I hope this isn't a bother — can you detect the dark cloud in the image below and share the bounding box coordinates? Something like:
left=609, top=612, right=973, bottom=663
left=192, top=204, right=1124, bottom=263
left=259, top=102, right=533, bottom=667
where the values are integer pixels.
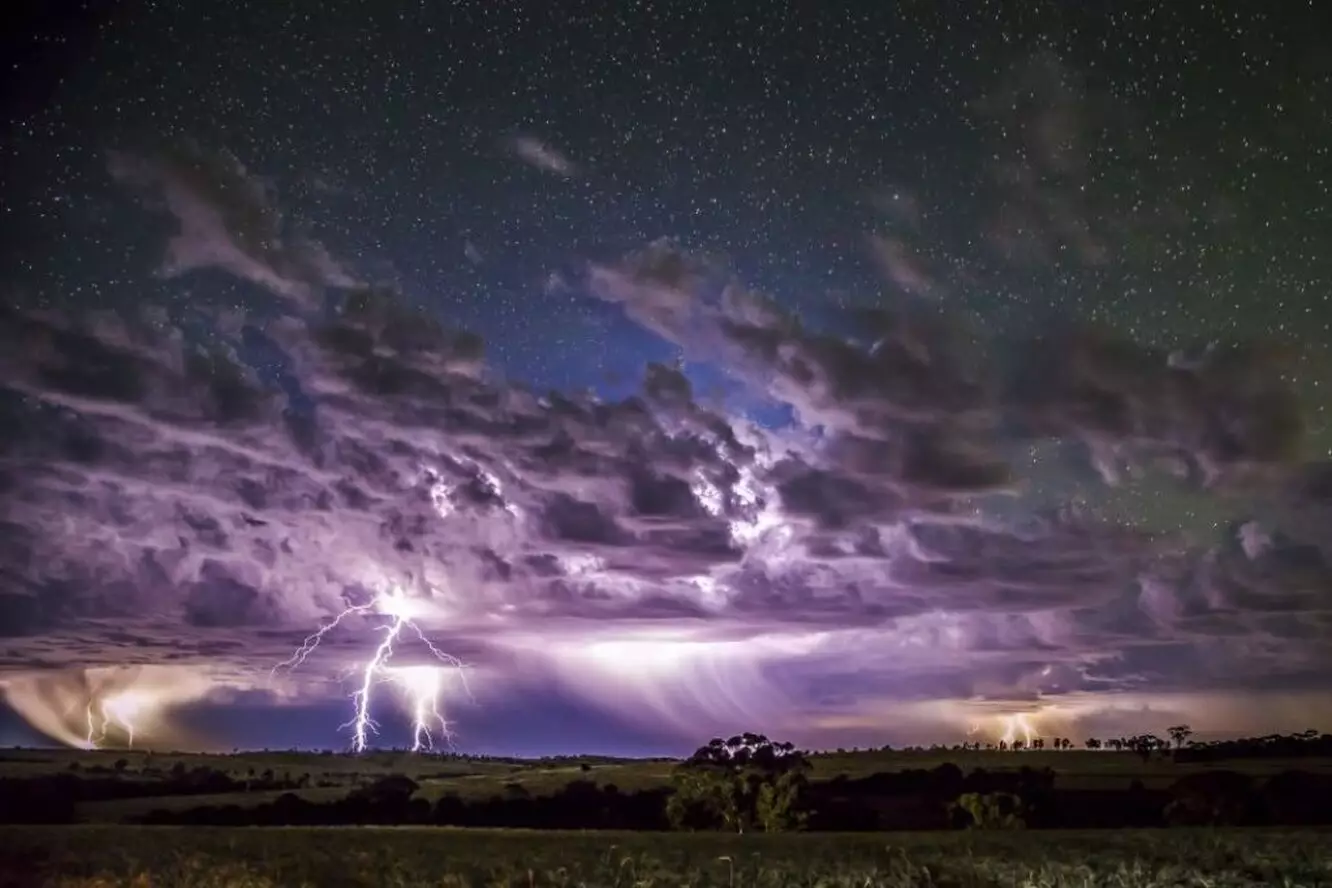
left=106, top=140, right=358, bottom=306
left=181, top=560, right=284, bottom=628
left=1, top=140, right=1329, bottom=750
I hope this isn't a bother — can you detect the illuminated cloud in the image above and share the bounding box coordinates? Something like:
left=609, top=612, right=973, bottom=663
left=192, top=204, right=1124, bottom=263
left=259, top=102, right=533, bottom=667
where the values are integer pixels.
left=509, top=136, right=580, bottom=178
left=1, top=666, right=226, bottom=750
left=0, top=131, right=1328, bottom=752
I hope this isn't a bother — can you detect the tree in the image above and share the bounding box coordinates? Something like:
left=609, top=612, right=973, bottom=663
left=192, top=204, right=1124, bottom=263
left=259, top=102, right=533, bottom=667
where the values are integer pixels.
left=1127, top=734, right=1160, bottom=762
left=1167, top=724, right=1194, bottom=749
left=1084, top=738, right=1101, bottom=750
left=350, top=774, right=419, bottom=806
left=666, top=733, right=810, bottom=833
left=952, top=792, right=1027, bottom=830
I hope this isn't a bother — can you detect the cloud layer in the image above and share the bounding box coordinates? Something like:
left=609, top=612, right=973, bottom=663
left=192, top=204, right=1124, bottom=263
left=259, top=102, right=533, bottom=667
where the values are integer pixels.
left=1, top=138, right=1330, bottom=752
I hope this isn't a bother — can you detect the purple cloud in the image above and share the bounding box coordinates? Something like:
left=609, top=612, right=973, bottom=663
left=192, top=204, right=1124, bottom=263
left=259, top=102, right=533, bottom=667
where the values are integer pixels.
left=0, top=138, right=1329, bottom=753
left=107, top=140, right=358, bottom=308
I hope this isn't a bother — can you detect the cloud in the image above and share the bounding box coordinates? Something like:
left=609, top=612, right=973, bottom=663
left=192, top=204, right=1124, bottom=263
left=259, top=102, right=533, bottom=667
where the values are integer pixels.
left=107, top=139, right=358, bottom=307
left=1, top=139, right=1330, bottom=751
left=509, top=136, right=580, bottom=178
left=1, top=665, right=229, bottom=750
left=588, top=239, right=1305, bottom=490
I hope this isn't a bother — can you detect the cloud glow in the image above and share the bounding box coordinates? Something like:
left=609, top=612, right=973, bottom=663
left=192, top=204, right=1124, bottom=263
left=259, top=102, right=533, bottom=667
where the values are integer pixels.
left=0, top=119, right=1328, bottom=753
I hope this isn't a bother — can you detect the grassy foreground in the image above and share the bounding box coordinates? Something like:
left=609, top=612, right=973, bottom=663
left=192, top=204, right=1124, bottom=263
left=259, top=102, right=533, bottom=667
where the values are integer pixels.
left=2, top=826, right=1331, bottom=888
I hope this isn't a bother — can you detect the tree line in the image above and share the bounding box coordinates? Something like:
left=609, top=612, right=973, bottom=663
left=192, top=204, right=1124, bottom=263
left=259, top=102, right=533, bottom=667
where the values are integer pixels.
left=5, top=728, right=1332, bottom=830
left=838, top=726, right=1332, bottom=761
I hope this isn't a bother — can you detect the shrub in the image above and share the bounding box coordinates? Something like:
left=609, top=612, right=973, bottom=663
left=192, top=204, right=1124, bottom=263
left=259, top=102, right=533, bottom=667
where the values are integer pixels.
left=951, top=792, right=1027, bottom=829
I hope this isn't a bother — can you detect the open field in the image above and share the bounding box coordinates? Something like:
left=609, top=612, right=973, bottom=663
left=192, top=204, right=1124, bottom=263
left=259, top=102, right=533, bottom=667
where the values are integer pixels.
left=14, top=744, right=1332, bottom=785
left=0, top=747, right=601, bottom=781
left=2, top=825, right=1330, bottom=887
left=7, top=745, right=1332, bottom=824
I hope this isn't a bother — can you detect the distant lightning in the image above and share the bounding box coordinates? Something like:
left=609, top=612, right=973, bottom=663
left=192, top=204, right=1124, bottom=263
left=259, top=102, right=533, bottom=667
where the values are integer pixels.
left=272, top=587, right=470, bottom=752
left=84, top=691, right=147, bottom=749
left=424, top=460, right=523, bottom=522
left=680, top=438, right=794, bottom=610
left=690, top=439, right=791, bottom=553
left=999, top=713, right=1038, bottom=745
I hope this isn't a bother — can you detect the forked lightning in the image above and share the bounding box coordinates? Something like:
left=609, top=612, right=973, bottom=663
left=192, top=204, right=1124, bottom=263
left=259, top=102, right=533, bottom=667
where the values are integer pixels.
left=272, top=588, right=468, bottom=752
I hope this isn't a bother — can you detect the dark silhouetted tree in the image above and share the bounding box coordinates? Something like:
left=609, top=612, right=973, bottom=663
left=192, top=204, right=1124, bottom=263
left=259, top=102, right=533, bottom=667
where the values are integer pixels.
left=1167, top=724, right=1194, bottom=749
left=1127, top=734, right=1160, bottom=762
left=667, top=734, right=810, bottom=833
left=350, top=774, right=419, bottom=806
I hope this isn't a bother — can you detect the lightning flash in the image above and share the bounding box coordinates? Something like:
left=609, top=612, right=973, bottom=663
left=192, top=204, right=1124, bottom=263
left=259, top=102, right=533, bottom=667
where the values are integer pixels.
left=85, top=691, right=148, bottom=749
left=272, top=588, right=469, bottom=752
left=999, top=713, right=1038, bottom=746
left=384, top=666, right=452, bottom=752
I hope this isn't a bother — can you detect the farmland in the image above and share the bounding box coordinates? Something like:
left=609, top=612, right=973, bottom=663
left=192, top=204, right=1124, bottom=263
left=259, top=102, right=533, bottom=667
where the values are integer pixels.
left=2, top=824, right=1331, bottom=887
left=4, top=745, right=1331, bottom=824
left=4, top=744, right=1332, bottom=885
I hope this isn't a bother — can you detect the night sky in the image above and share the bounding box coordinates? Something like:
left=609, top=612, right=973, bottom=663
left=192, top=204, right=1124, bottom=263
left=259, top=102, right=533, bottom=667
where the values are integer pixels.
left=1, top=0, right=1330, bottom=755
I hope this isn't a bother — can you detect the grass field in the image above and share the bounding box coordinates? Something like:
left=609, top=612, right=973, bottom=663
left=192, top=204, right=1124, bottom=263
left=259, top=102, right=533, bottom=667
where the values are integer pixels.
left=8, top=745, right=1332, bottom=825
left=2, top=825, right=1330, bottom=887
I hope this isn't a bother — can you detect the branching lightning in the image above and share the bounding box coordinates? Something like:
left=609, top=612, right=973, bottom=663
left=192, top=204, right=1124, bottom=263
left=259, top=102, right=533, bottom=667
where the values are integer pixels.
left=270, top=603, right=375, bottom=674
left=272, top=588, right=470, bottom=752
left=386, top=666, right=453, bottom=752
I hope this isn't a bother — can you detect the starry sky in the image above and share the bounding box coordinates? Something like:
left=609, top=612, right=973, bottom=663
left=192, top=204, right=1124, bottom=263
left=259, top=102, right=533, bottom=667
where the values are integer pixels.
left=1, top=0, right=1330, bottom=755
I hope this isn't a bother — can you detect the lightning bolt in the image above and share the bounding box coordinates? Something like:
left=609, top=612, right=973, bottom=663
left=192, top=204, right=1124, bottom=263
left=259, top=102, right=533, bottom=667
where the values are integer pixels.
left=84, top=692, right=141, bottom=749
left=85, top=701, right=109, bottom=748
left=386, top=665, right=454, bottom=752
left=270, top=603, right=375, bottom=676
left=341, top=607, right=405, bottom=752
left=999, top=713, right=1037, bottom=746
left=272, top=588, right=469, bottom=752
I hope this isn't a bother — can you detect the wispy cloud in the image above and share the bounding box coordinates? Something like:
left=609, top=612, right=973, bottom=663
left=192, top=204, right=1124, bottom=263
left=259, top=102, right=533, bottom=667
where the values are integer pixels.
left=509, top=135, right=580, bottom=178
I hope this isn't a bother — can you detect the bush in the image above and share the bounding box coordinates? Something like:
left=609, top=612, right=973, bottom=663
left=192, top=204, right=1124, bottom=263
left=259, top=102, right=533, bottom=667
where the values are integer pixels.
left=952, top=792, right=1027, bottom=830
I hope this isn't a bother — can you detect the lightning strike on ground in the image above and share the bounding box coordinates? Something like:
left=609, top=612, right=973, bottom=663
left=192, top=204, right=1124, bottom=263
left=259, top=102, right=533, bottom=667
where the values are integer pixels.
left=272, top=588, right=470, bottom=752
left=999, top=713, right=1038, bottom=746
left=84, top=691, right=147, bottom=749
left=386, top=666, right=458, bottom=751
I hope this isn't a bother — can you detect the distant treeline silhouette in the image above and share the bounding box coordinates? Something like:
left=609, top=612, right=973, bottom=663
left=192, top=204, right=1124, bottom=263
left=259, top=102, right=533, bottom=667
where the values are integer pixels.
left=0, top=761, right=303, bottom=824
left=1171, top=730, right=1332, bottom=763
left=823, top=728, right=1332, bottom=762
left=4, top=728, right=1331, bottom=830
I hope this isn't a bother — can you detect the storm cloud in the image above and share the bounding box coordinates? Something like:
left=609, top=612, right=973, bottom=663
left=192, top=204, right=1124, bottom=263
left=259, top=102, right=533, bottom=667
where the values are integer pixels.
left=1, top=138, right=1330, bottom=752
